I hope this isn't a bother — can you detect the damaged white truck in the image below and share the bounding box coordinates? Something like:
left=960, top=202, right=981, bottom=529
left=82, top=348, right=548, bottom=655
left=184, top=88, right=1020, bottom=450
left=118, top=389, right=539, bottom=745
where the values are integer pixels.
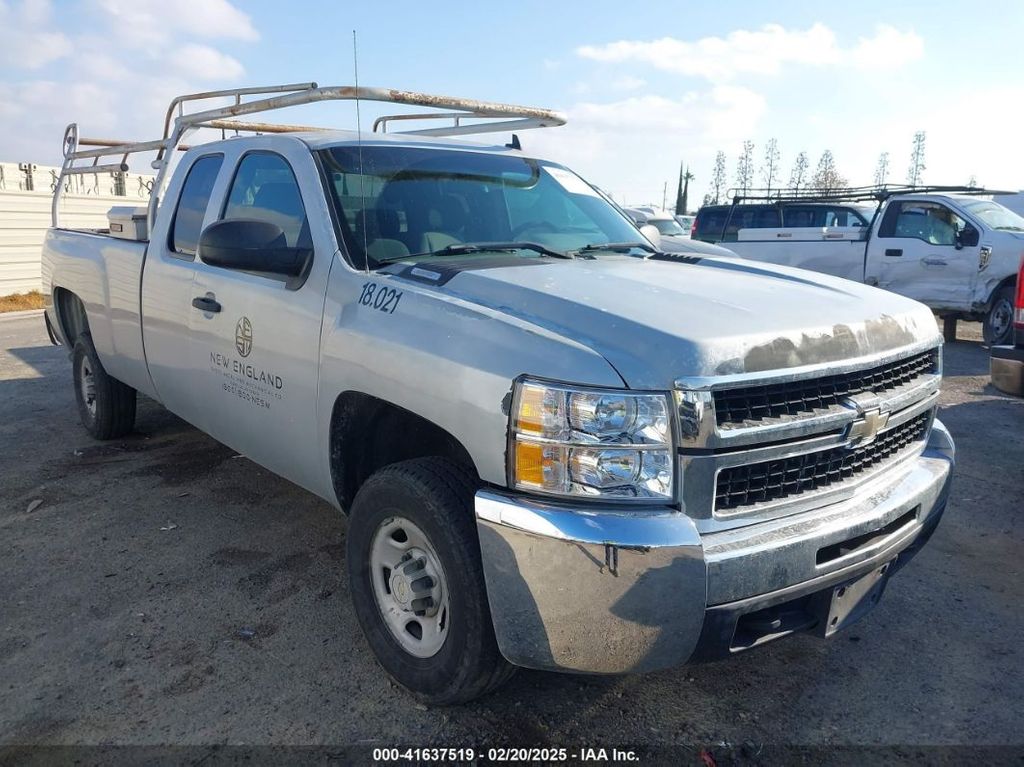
left=42, top=83, right=955, bottom=704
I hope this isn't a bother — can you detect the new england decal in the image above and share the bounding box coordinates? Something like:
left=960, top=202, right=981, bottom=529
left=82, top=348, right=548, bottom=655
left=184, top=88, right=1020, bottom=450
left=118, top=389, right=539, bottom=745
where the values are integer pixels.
left=209, top=316, right=285, bottom=410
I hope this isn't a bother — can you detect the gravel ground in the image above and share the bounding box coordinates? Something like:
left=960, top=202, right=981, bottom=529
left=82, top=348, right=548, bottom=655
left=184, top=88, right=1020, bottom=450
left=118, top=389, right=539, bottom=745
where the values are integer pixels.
left=0, top=314, right=1021, bottom=757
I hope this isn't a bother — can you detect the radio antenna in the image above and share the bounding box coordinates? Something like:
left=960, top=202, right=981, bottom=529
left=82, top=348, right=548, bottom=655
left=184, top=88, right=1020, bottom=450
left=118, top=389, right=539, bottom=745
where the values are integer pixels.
left=353, top=30, right=369, bottom=275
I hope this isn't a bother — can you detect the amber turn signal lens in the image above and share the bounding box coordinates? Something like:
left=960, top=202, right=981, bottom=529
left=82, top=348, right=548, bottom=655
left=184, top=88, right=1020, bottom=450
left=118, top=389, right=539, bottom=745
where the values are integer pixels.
left=514, top=440, right=545, bottom=485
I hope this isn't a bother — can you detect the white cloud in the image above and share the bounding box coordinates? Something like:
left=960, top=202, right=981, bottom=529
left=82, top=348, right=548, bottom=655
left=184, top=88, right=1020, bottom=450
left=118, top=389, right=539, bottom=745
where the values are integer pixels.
left=609, top=75, right=647, bottom=91
left=576, top=23, right=923, bottom=82
left=0, top=0, right=256, bottom=166
left=173, top=44, right=245, bottom=81
left=816, top=87, right=1024, bottom=191
left=848, top=24, right=925, bottom=71
left=525, top=85, right=767, bottom=205
left=95, top=0, right=259, bottom=47
left=0, top=0, right=72, bottom=70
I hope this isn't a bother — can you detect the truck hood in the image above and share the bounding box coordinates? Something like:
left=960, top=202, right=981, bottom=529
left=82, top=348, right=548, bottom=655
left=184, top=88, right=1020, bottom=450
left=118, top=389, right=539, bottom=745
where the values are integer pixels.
left=410, top=255, right=940, bottom=390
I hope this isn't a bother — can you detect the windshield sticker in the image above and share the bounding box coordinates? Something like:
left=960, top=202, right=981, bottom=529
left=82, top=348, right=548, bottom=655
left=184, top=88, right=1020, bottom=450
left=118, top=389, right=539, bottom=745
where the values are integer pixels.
left=545, top=167, right=599, bottom=198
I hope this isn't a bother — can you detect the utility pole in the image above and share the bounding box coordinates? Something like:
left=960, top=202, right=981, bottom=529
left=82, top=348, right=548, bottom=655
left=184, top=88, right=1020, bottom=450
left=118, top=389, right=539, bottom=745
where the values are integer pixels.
left=662, top=181, right=668, bottom=212
left=681, top=166, right=693, bottom=214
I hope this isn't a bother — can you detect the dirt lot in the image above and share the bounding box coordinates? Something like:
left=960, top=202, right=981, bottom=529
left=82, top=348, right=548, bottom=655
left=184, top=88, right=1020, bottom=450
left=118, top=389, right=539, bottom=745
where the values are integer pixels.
left=1, top=313, right=1022, bottom=754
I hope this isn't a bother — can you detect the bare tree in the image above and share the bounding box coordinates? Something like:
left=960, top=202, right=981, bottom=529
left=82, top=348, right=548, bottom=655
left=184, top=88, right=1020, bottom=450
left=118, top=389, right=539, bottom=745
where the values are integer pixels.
left=789, top=151, right=809, bottom=191
left=760, top=138, right=781, bottom=194
left=907, top=131, right=926, bottom=186
left=874, top=152, right=890, bottom=187
left=811, top=150, right=848, bottom=192
left=709, top=151, right=727, bottom=204
left=735, top=140, right=755, bottom=195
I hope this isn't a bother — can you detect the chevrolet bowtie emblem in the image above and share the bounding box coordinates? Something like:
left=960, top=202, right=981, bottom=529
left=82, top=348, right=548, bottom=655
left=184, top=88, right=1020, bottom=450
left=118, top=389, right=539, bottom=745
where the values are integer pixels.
left=847, top=407, right=889, bottom=447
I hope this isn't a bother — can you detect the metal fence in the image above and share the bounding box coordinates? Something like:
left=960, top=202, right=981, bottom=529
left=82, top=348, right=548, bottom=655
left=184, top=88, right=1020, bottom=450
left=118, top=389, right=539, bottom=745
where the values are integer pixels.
left=0, top=161, right=154, bottom=296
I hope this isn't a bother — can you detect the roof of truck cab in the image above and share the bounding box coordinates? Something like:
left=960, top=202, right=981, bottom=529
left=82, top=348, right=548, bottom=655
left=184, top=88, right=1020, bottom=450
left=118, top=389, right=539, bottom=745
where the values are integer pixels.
left=294, top=129, right=540, bottom=156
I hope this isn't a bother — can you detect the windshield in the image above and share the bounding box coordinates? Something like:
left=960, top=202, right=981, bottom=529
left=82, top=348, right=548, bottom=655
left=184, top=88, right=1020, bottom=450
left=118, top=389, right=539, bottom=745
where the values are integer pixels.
left=961, top=199, right=1024, bottom=231
left=319, top=146, right=644, bottom=267
left=650, top=218, right=686, bottom=236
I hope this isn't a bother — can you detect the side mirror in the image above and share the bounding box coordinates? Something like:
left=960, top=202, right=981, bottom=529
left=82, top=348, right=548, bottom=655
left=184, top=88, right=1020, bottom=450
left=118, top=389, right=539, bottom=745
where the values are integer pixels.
left=640, top=224, right=662, bottom=248
left=198, top=219, right=311, bottom=277
left=956, top=224, right=979, bottom=250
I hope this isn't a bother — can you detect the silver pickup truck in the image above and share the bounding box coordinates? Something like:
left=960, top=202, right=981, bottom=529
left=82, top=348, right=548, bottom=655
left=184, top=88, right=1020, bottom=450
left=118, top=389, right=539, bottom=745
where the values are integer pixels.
left=42, top=84, right=955, bottom=704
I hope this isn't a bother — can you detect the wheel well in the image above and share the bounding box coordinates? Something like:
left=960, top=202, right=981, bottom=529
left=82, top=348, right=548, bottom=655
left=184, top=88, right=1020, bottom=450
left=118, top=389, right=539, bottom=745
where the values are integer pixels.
left=53, top=288, right=89, bottom=345
left=990, top=275, right=1017, bottom=306
left=329, top=392, right=477, bottom=512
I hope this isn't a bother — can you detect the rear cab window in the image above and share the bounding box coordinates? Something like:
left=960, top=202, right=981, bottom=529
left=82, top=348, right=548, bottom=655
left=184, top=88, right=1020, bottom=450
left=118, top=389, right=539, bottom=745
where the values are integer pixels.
left=169, top=154, right=223, bottom=257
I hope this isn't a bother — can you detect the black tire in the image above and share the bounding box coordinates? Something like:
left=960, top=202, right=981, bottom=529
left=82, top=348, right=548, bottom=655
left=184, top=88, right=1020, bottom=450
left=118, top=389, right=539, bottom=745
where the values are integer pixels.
left=72, top=333, right=136, bottom=440
left=983, top=286, right=1015, bottom=346
left=942, top=315, right=957, bottom=343
left=346, top=457, right=514, bottom=705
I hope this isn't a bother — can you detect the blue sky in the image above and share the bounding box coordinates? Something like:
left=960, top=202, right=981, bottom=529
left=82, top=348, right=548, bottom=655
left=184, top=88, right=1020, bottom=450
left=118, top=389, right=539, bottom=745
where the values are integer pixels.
left=2, top=0, right=1023, bottom=204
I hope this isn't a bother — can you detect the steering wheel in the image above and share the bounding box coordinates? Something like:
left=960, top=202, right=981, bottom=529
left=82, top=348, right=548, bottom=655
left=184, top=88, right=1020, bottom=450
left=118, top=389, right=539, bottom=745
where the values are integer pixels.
left=511, top=220, right=558, bottom=238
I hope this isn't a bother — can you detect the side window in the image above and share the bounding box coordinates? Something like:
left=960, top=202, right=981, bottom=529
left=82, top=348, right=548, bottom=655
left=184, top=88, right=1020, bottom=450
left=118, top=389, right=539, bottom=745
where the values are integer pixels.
left=783, top=206, right=815, bottom=227
left=222, top=153, right=311, bottom=249
left=883, top=201, right=965, bottom=246
left=170, top=155, right=223, bottom=257
left=725, top=206, right=780, bottom=239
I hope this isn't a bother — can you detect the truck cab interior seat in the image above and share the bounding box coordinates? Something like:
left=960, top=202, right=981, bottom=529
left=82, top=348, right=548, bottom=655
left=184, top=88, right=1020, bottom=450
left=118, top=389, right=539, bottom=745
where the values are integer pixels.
left=419, top=194, right=467, bottom=253
left=352, top=207, right=409, bottom=264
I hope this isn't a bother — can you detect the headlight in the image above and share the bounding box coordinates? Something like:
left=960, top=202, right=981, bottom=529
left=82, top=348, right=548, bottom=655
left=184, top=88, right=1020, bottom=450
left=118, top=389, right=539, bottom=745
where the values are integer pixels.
left=509, top=379, right=674, bottom=501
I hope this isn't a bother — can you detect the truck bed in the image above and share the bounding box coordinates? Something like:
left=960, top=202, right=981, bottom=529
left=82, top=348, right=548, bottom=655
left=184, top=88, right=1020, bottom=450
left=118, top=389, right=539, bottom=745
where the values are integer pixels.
left=42, top=228, right=156, bottom=399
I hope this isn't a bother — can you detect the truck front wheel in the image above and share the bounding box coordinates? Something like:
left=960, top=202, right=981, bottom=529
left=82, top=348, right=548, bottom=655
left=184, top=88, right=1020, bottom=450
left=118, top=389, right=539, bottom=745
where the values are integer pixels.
left=984, top=286, right=1015, bottom=346
left=345, top=457, right=514, bottom=705
left=72, top=334, right=136, bottom=440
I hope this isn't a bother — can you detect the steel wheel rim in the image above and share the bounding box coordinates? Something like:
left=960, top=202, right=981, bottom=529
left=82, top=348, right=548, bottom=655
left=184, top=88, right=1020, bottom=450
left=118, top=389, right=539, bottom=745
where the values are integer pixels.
left=78, top=356, right=97, bottom=418
left=990, top=298, right=1012, bottom=340
left=369, top=516, right=450, bottom=658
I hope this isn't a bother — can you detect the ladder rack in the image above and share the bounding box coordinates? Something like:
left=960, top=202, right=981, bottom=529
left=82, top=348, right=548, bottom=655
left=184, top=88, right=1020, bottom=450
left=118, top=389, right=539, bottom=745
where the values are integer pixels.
left=725, top=184, right=1012, bottom=206
left=53, top=82, right=567, bottom=229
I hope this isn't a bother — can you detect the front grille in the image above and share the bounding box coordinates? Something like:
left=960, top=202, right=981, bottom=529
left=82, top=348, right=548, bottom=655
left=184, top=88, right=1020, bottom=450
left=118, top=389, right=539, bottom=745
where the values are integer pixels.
left=715, top=411, right=931, bottom=512
left=715, top=350, right=937, bottom=427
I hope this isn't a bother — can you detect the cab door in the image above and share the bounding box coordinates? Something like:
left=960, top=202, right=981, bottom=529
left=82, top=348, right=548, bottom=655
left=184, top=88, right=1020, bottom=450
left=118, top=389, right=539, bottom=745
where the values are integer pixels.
left=141, top=152, right=225, bottom=419
left=869, top=199, right=979, bottom=310
left=188, top=139, right=337, bottom=495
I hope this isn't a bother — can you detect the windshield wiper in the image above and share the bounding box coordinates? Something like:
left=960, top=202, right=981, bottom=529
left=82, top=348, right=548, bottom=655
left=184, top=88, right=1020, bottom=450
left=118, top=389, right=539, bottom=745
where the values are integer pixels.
left=378, top=241, right=571, bottom=264
left=569, top=242, right=656, bottom=257
left=995, top=226, right=1024, bottom=231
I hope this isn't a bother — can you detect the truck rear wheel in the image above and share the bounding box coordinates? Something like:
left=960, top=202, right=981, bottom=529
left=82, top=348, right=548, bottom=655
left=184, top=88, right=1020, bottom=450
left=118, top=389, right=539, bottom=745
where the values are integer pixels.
left=72, top=334, right=136, bottom=440
left=983, top=286, right=1015, bottom=346
left=345, top=457, right=514, bottom=705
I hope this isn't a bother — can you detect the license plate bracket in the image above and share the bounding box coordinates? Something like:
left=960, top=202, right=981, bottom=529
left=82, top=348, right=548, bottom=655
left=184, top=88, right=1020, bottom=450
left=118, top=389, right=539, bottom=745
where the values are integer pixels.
left=812, top=559, right=894, bottom=638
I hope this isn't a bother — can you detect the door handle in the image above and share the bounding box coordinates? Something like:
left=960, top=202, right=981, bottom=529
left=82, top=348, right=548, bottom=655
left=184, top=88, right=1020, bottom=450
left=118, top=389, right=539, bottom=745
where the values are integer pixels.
left=191, top=295, right=222, bottom=313
left=921, top=257, right=947, bottom=266
left=884, top=248, right=903, bottom=257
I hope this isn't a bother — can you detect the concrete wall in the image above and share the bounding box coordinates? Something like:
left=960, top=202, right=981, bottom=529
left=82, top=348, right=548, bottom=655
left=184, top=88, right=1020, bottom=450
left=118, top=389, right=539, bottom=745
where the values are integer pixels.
left=0, top=161, right=154, bottom=296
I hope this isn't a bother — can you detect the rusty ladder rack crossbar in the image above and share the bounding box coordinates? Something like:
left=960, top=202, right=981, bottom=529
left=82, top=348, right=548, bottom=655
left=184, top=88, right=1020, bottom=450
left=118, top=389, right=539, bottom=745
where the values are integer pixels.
left=52, top=82, right=567, bottom=228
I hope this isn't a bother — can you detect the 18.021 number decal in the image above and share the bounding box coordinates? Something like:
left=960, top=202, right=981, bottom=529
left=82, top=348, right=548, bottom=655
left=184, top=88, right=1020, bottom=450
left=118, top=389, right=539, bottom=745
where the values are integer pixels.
left=358, top=282, right=402, bottom=314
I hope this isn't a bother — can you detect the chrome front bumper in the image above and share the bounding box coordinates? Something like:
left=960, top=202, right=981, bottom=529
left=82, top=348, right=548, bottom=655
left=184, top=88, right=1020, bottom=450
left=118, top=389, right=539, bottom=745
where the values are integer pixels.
left=475, top=419, right=955, bottom=674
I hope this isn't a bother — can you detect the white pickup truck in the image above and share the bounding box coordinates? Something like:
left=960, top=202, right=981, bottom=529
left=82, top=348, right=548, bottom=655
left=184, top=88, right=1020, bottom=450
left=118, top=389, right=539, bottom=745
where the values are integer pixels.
left=42, top=84, right=955, bottom=704
left=693, top=190, right=1024, bottom=345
